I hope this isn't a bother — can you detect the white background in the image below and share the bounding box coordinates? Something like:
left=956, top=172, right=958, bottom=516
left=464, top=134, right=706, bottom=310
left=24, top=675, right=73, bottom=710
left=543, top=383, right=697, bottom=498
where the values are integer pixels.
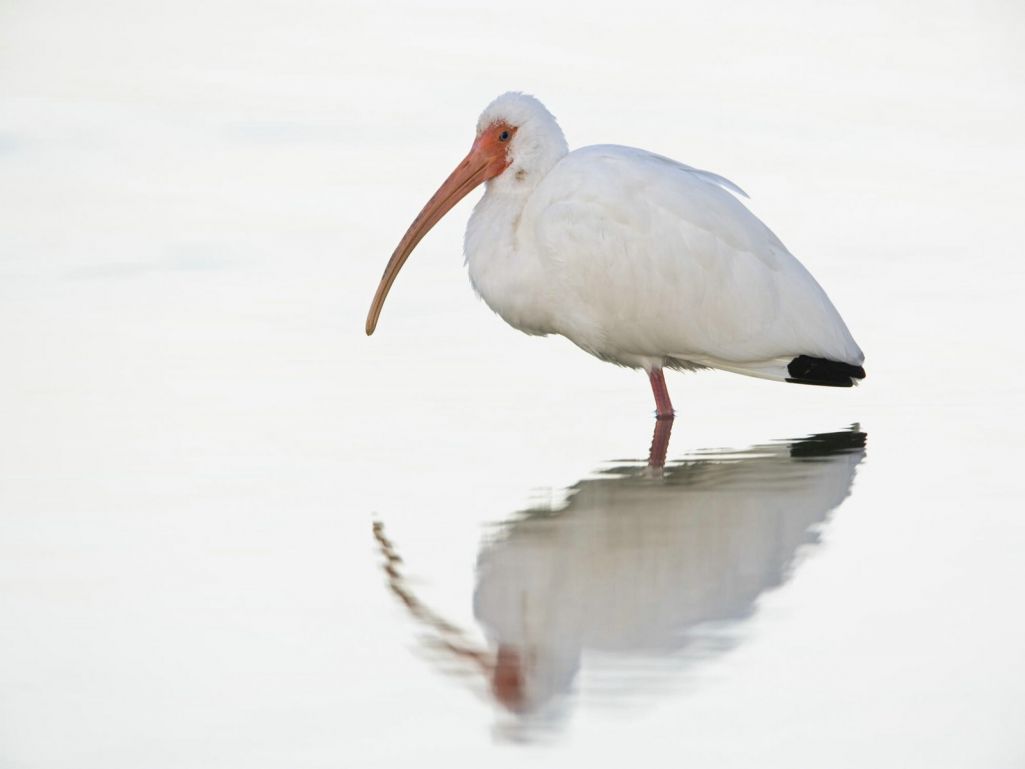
left=1, top=1, right=1024, bottom=767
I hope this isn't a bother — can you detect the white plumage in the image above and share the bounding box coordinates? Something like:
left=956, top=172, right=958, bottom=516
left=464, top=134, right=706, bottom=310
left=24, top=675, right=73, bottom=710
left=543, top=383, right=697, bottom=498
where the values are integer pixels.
left=367, top=92, right=866, bottom=415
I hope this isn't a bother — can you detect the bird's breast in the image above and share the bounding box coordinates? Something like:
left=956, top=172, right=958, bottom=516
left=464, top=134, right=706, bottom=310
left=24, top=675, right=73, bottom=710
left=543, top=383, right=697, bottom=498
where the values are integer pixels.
left=465, top=193, right=554, bottom=337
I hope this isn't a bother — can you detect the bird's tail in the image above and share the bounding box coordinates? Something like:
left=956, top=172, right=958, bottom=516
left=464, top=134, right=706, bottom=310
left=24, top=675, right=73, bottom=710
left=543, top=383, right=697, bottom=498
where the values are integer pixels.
left=682, top=355, right=866, bottom=387
left=785, top=355, right=866, bottom=387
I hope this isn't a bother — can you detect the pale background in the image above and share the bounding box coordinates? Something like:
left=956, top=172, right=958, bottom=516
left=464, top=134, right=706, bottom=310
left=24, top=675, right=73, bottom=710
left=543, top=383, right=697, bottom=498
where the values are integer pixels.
left=1, top=1, right=1024, bottom=767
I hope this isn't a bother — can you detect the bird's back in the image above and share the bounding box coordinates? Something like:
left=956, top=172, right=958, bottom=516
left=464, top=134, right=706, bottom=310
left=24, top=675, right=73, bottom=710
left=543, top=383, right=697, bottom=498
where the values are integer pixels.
left=520, top=145, right=864, bottom=378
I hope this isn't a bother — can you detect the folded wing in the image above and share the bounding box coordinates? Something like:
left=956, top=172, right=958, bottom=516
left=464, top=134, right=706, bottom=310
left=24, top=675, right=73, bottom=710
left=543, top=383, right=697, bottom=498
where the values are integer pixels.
left=523, top=145, right=864, bottom=375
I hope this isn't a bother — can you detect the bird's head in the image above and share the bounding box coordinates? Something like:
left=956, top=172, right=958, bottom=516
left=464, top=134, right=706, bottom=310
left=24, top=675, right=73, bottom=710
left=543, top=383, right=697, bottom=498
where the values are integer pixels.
left=474, top=92, right=569, bottom=193
left=365, top=92, right=567, bottom=335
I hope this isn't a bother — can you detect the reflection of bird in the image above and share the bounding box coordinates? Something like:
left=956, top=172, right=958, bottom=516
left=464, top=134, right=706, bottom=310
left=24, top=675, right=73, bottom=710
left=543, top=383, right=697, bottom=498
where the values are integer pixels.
left=373, top=426, right=866, bottom=729
left=366, top=93, right=866, bottom=417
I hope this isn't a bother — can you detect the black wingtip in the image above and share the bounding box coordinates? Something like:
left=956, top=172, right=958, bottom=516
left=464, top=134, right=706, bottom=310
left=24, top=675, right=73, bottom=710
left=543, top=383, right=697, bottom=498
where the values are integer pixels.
left=786, top=355, right=866, bottom=387
left=789, top=428, right=867, bottom=458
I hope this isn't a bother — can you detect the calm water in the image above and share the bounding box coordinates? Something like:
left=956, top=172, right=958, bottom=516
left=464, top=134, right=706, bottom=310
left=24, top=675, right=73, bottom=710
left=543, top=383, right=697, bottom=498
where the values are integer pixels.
left=2, top=1, right=1024, bottom=767
left=375, top=426, right=868, bottom=736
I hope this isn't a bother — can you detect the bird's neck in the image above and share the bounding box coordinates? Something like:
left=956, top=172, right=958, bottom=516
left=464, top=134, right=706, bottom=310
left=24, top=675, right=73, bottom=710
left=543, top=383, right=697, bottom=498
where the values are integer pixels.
left=464, top=179, right=553, bottom=337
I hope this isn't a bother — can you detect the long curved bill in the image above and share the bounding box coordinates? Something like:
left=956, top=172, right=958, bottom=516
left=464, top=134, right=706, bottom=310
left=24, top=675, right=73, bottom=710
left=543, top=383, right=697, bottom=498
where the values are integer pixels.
left=365, top=143, right=498, bottom=335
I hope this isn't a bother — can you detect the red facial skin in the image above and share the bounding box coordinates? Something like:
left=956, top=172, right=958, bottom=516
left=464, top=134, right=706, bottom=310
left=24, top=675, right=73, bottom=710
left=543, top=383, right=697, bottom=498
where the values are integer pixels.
left=491, top=644, right=526, bottom=711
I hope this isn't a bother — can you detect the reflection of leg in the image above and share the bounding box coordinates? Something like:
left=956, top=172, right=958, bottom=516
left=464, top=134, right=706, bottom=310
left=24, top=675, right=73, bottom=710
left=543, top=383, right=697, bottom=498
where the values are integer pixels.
left=647, top=416, right=674, bottom=470
left=648, top=368, right=675, bottom=420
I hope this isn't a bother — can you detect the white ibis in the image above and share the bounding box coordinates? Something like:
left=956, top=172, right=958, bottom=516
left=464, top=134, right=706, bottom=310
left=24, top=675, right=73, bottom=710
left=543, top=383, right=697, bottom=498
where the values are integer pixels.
left=366, top=93, right=865, bottom=418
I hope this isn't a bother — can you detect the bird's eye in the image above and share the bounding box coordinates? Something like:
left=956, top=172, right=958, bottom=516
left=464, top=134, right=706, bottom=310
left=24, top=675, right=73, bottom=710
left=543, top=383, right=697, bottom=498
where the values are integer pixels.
left=499, top=130, right=510, bottom=142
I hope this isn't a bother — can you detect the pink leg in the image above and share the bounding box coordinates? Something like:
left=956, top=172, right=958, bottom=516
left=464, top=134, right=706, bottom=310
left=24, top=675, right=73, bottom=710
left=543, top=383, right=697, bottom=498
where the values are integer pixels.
left=647, top=416, right=674, bottom=470
left=648, top=368, right=675, bottom=420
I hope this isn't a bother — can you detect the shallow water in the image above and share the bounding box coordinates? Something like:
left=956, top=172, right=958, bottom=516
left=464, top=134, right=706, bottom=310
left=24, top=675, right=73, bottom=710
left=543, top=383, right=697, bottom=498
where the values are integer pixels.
left=2, top=1, right=1025, bottom=767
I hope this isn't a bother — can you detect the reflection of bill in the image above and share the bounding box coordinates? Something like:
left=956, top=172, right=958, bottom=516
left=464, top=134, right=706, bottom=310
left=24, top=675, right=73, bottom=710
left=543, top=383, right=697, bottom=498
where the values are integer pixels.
left=374, top=427, right=866, bottom=731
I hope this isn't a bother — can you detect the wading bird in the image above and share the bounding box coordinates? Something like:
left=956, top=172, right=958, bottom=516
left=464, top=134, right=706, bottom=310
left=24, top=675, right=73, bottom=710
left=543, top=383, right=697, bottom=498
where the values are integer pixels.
left=366, top=93, right=865, bottom=418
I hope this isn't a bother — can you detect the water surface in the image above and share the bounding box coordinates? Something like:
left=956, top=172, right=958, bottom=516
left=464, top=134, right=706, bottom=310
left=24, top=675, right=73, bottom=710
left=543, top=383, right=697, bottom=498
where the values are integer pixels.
left=2, top=1, right=1024, bottom=767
